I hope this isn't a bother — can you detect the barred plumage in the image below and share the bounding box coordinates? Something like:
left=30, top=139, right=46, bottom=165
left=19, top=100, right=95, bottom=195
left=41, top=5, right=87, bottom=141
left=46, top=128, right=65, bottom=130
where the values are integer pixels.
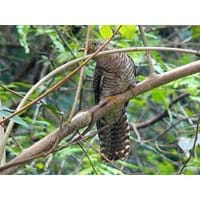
left=88, top=40, right=136, bottom=161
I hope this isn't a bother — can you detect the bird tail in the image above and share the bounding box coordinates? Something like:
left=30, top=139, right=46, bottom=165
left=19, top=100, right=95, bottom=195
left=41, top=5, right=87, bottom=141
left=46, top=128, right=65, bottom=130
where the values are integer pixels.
left=97, top=104, right=130, bottom=161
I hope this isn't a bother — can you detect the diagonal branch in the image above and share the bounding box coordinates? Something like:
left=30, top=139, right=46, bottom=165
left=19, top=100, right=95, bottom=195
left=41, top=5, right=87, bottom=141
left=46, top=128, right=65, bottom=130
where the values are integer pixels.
left=68, top=25, right=92, bottom=120
left=0, top=59, right=199, bottom=174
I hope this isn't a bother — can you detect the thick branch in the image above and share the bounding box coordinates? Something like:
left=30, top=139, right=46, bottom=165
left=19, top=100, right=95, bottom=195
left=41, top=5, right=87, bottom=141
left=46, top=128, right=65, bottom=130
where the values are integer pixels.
left=0, top=60, right=200, bottom=174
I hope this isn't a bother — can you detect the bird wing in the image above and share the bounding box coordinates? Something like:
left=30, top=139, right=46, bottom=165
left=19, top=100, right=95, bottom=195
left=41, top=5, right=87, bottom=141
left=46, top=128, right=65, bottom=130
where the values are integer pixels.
left=93, top=64, right=103, bottom=104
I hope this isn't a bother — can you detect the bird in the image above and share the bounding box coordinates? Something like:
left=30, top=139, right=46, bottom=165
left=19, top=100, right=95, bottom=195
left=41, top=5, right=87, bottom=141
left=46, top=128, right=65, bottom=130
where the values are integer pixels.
left=87, top=40, right=136, bottom=161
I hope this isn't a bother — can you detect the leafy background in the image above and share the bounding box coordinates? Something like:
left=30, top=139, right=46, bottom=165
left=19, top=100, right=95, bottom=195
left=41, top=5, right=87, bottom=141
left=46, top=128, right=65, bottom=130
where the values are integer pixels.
left=0, top=25, right=200, bottom=174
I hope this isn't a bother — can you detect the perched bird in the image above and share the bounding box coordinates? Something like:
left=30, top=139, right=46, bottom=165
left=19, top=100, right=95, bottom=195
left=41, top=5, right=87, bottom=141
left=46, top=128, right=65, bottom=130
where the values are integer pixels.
left=87, top=40, right=136, bottom=161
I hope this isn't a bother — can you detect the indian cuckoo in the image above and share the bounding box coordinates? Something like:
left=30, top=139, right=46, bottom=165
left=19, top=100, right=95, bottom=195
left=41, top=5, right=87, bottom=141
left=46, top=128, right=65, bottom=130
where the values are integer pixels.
left=87, top=40, right=136, bottom=161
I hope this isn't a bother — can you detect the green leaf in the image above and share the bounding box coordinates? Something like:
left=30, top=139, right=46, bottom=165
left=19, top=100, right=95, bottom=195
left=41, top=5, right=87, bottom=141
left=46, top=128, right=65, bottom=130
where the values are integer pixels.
left=117, top=160, right=139, bottom=171
left=13, top=82, right=32, bottom=89
left=154, top=63, right=165, bottom=73
left=151, top=88, right=170, bottom=108
left=191, top=26, right=200, bottom=39
left=0, top=110, right=29, bottom=128
left=100, top=163, right=123, bottom=174
left=36, top=162, right=45, bottom=170
left=49, top=33, right=65, bottom=53
left=17, top=25, right=30, bottom=54
left=130, top=98, right=146, bottom=106
left=99, top=25, right=113, bottom=39
left=79, top=167, right=94, bottom=175
left=6, top=146, right=21, bottom=156
left=190, top=96, right=200, bottom=103
left=119, top=25, right=136, bottom=39
left=157, top=161, right=175, bottom=174
left=43, top=104, right=61, bottom=116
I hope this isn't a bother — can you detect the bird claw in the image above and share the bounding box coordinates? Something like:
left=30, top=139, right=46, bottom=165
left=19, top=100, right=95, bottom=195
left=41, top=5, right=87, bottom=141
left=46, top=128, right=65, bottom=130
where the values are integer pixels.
left=108, top=96, right=118, bottom=105
left=98, top=96, right=118, bottom=108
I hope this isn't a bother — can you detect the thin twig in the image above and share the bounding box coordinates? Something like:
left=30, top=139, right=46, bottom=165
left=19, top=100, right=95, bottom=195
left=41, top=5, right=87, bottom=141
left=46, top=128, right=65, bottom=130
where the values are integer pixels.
left=132, top=93, right=190, bottom=129
left=131, top=115, right=198, bottom=144
left=0, top=100, right=5, bottom=166
left=77, top=132, right=132, bottom=175
left=139, top=25, right=155, bottom=76
left=42, top=113, right=64, bottom=156
left=78, top=143, right=98, bottom=175
left=68, top=25, right=92, bottom=120
left=53, top=26, right=77, bottom=59
left=131, top=122, right=142, bottom=142
left=0, top=150, right=51, bottom=171
left=178, top=114, right=200, bottom=174
left=9, top=134, right=23, bottom=151
left=0, top=84, right=34, bottom=102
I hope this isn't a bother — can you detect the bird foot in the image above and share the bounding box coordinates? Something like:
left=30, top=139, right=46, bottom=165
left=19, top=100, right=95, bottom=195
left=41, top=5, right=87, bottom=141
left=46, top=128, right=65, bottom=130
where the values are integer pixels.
left=108, top=96, right=118, bottom=105
left=98, top=96, right=119, bottom=108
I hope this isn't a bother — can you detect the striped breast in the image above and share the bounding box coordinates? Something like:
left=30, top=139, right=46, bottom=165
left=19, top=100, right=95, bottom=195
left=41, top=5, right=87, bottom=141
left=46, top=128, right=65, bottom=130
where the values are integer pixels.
left=93, top=51, right=136, bottom=161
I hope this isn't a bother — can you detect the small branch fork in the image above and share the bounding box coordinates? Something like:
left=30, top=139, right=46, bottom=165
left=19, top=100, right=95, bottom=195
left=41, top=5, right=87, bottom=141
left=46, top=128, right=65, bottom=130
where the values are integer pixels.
left=178, top=114, right=200, bottom=174
left=139, top=25, right=155, bottom=76
left=132, top=92, right=190, bottom=129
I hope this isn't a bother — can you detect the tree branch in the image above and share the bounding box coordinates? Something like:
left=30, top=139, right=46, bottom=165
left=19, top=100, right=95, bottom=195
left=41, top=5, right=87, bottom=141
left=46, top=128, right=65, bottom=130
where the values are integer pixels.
left=0, top=59, right=199, bottom=174
left=133, top=92, right=190, bottom=129
left=0, top=100, right=5, bottom=166
left=139, top=25, right=155, bottom=76
left=68, top=25, right=91, bottom=120
left=178, top=114, right=200, bottom=174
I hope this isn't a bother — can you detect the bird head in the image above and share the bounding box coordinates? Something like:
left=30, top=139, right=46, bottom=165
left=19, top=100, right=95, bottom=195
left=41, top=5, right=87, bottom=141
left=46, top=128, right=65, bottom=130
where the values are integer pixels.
left=86, top=40, right=110, bottom=54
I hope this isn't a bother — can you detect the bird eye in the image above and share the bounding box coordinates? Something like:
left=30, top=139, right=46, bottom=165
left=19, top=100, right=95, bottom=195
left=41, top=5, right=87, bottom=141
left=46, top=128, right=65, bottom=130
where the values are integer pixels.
left=93, top=42, right=97, bottom=46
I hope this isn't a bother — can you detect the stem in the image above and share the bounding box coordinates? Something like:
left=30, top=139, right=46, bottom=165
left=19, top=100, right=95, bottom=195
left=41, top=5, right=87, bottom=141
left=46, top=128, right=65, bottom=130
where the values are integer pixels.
left=178, top=114, right=200, bottom=174
left=139, top=25, right=155, bottom=76
left=68, top=25, right=92, bottom=120
left=78, top=143, right=98, bottom=175
left=0, top=100, right=5, bottom=166
left=53, top=26, right=77, bottom=59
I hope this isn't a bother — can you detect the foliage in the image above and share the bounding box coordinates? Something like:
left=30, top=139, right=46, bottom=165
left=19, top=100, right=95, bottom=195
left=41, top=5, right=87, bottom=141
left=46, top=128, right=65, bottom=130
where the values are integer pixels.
left=0, top=25, right=200, bottom=174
